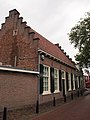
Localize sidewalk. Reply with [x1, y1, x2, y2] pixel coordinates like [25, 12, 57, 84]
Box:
[32, 94, 90, 120]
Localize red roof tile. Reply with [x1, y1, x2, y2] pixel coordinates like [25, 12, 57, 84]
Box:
[33, 29, 75, 68]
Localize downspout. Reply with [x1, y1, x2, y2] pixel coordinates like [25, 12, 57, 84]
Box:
[36, 51, 40, 113]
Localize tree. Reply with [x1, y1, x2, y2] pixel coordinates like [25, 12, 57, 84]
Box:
[68, 12, 90, 68]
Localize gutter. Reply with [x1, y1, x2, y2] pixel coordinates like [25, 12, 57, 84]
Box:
[0, 66, 39, 75]
[38, 48, 75, 69]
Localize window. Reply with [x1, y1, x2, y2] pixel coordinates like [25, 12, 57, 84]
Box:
[74, 75, 77, 89]
[76, 76, 79, 88]
[79, 76, 81, 88]
[80, 77, 83, 88]
[43, 65, 50, 94]
[54, 68, 59, 92]
[13, 29, 18, 36]
[61, 71, 65, 79]
[61, 70, 67, 95]
[68, 73, 71, 91]
[73, 74, 75, 90]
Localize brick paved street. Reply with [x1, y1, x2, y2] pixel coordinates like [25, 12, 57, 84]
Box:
[32, 94, 90, 120]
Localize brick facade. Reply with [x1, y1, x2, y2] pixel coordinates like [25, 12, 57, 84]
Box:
[0, 9, 38, 70]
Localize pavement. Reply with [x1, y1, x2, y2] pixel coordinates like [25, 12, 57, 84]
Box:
[83, 88, 90, 96]
[32, 90, 90, 120]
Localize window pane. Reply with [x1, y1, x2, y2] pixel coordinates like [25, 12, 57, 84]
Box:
[54, 78, 58, 90]
[61, 71, 65, 79]
[54, 69, 59, 91]
[43, 65, 50, 93]
[68, 73, 71, 90]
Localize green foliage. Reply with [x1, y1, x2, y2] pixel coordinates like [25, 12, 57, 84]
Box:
[68, 12, 90, 67]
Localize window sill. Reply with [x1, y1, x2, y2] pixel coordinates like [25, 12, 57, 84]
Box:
[54, 90, 60, 93]
[42, 91, 51, 95]
[68, 89, 72, 91]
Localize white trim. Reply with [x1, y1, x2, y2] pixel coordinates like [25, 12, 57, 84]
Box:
[73, 74, 76, 90]
[61, 70, 67, 94]
[42, 92, 51, 95]
[0, 66, 39, 74]
[61, 70, 65, 79]
[54, 90, 60, 93]
[54, 68, 59, 92]
[68, 73, 72, 91]
[68, 89, 72, 91]
[77, 76, 80, 88]
[43, 65, 51, 94]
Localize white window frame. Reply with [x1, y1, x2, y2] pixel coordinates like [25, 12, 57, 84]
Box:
[77, 76, 79, 88]
[42, 65, 51, 95]
[80, 76, 83, 87]
[68, 73, 72, 91]
[73, 74, 75, 90]
[61, 70, 65, 79]
[54, 68, 59, 93]
[61, 70, 67, 94]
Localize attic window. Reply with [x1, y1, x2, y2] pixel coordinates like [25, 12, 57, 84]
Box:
[13, 29, 18, 36]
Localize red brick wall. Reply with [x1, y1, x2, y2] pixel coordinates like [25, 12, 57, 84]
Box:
[0, 71, 38, 109]
[0, 9, 38, 70]
[39, 92, 63, 104]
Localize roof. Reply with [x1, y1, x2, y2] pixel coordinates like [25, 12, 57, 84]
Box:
[34, 31, 75, 68]
[0, 66, 39, 74]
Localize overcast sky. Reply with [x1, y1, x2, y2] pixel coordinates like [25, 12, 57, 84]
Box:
[0, 0, 90, 61]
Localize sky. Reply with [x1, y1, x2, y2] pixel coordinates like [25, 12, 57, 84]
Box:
[0, 0, 90, 62]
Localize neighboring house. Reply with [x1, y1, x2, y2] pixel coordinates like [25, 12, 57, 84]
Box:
[85, 75, 90, 88]
[0, 9, 84, 112]
[83, 69, 90, 88]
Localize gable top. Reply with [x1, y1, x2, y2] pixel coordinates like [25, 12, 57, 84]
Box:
[1, 9, 75, 68]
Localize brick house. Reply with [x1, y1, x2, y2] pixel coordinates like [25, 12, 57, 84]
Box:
[0, 9, 84, 112]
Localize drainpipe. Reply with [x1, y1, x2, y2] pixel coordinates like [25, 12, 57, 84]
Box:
[36, 52, 40, 113]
